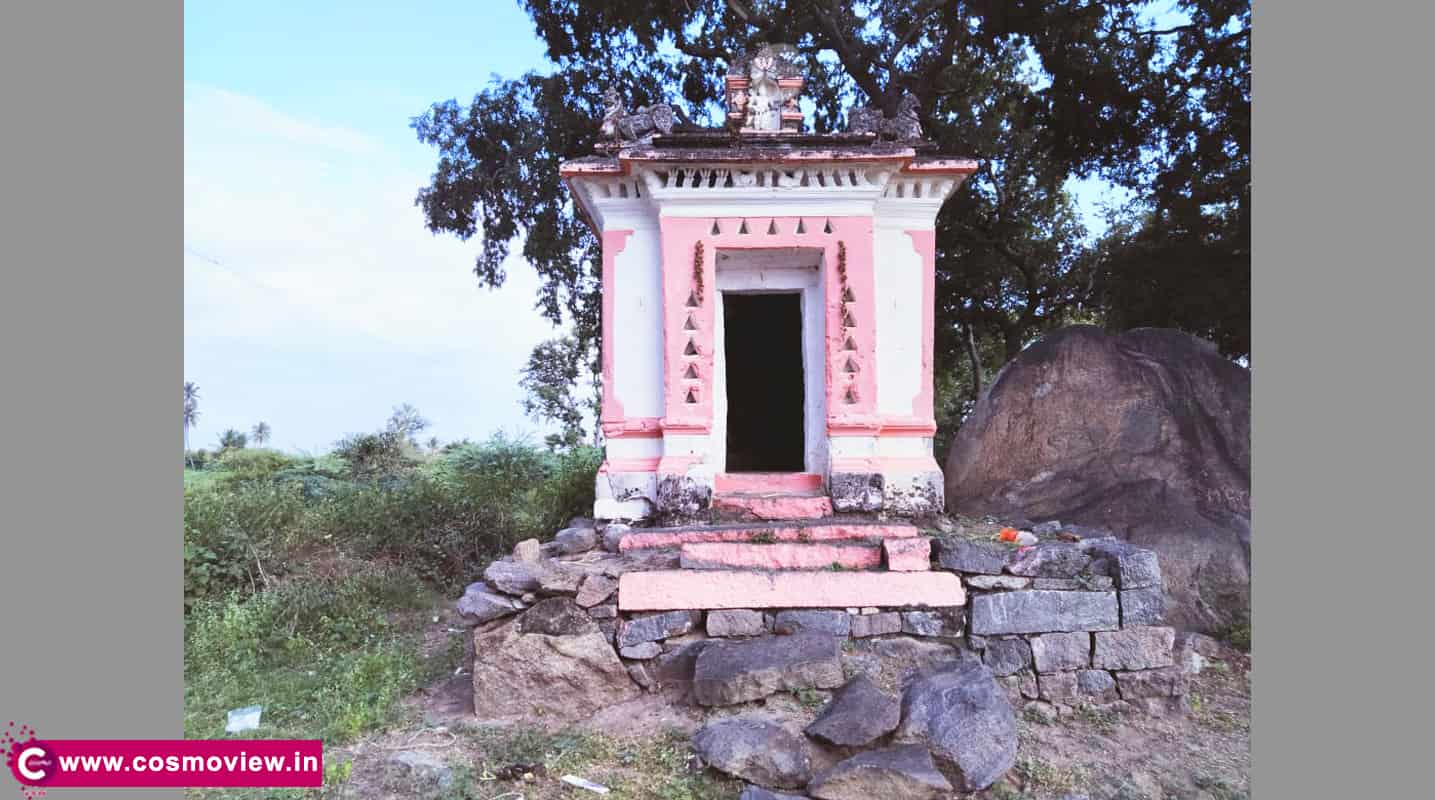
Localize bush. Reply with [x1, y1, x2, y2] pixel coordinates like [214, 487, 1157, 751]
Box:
[212, 448, 296, 486]
[183, 481, 309, 608]
[332, 430, 421, 481]
[184, 564, 433, 743]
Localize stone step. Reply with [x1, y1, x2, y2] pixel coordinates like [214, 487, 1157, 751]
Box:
[714, 472, 824, 494]
[680, 541, 883, 571]
[617, 569, 965, 611]
[618, 521, 919, 552]
[710, 491, 834, 520]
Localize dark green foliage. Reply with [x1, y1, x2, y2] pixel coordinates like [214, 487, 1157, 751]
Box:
[217, 428, 248, 452]
[332, 430, 420, 481]
[520, 336, 599, 449]
[414, 0, 1252, 425]
[182, 436, 603, 607]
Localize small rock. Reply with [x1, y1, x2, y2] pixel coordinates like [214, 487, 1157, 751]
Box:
[901, 609, 964, 637]
[601, 523, 630, 553]
[773, 610, 851, 637]
[520, 592, 538, 604]
[860, 607, 879, 615]
[456, 582, 523, 625]
[587, 603, 617, 620]
[1119, 586, 1166, 626]
[575, 575, 618, 608]
[934, 538, 1011, 574]
[518, 598, 597, 637]
[850, 612, 902, 638]
[1031, 520, 1063, 536]
[1006, 543, 1092, 578]
[982, 637, 1033, 677]
[871, 636, 963, 666]
[1030, 632, 1091, 672]
[707, 609, 766, 637]
[966, 574, 1031, 590]
[536, 562, 586, 596]
[513, 538, 542, 563]
[627, 662, 657, 691]
[807, 744, 951, 800]
[690, 717, 812, 789]
[1076, 669, 1119, 703]
[619, 610, 702, 647]
[1176, 630, 1225, 659]
[553, 526, 598, 555]
[483, 559, 545, 595]
[896, 659, 1016, 792]
[1093, 627, 1176, 671]
[1114, 666, 1188, 699]
[995, 671, 1039, 704]
[386, 750, 454, 790]
[804, 674, 900, 747]
[1037, 670, 1079, 703]
[932, 516, 960, 534]
[1023, 700, 1059, 724]
[619, 642, 662, 660]
[1077, 538, 1162, 589]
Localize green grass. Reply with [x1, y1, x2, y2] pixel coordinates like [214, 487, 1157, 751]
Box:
[184, 564, 439, 744]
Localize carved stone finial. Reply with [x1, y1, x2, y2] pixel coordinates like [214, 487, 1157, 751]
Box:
[847, 93, 924, 142]
[725, 43, 806, 133]
[600, 87, 675, 143]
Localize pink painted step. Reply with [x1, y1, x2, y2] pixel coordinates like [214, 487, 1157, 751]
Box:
[680, 541, 882, 571]
[714, 472, 824, 493]
[618, 521, 919, 552]
[618, 569, 966, 611]
[711, 491, 834, 520]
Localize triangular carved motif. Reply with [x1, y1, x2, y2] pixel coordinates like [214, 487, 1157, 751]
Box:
[738, 219, 749, 234]
[823, 219, 833, 234]
[684, 339, 699, 356]
[684, 364, 699, 379]
[686, 291, 700, 308]
[843, 357, 859, 374]
[795, 218, 806, 234]
[842, 336, 858, 351]
[685, 388, 698, 404]
[710, 220, 722, 235]
[842, 310, 856, 327]
[683, 314, 698, 331]
[843, 387, 858, 404]
[842, 287, 856, 303]
[767, 219, 778, 235]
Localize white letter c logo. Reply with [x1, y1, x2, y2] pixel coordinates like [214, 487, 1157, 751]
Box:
[17, 746, 49, 781]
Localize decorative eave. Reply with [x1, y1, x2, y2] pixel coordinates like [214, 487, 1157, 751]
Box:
[561, 147, 976, 233]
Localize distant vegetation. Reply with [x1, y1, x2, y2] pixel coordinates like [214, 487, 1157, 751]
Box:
[183, 404, 601, 746]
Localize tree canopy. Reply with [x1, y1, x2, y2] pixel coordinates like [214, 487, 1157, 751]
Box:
[414, 0, 1250, 440]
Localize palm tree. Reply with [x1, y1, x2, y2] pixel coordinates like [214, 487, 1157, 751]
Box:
[183, 382, 201, 467]
[251, 421, 272, 447]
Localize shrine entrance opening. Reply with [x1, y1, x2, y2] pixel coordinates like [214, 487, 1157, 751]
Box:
[721, 292, 804, 472]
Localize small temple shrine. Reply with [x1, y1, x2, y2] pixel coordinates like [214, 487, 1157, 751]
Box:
[561, 44, 976, 522]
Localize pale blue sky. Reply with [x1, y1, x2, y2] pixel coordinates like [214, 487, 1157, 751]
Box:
[184, 1, 1147, 454]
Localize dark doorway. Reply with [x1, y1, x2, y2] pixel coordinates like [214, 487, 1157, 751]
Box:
[723, 292, 805, 472]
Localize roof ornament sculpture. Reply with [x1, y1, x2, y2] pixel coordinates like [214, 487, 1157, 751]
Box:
[600, 87, 675, 143]
[847, 93, 924, 142]
[725, 43, 807, 133]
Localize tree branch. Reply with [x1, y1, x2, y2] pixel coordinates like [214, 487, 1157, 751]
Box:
[809, 1, 887, 106]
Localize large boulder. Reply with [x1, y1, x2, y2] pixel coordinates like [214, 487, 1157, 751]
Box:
[944, 326, 1250, 633]
[471, 617, 639, 723]
[895, 658, 1017, 792]
[804, 674, 901, 747]
[693, 634, 845, 706]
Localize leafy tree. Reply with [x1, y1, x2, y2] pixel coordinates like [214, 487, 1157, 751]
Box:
[413, 0, 1252, 419]
[217, 429, 247, 452]
[519, 336, 597, 450]
[385, 404, 430, 444]
[250, 421, 272, 447]
[183, 381, 201, 466]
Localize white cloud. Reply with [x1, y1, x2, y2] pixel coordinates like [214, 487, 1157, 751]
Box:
[184, 84, 562, 452]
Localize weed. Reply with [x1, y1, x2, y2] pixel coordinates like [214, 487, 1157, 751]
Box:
[1014, 755, 1086, 794]
[791, 687, 826, 709]
[749, 532, 776, 544]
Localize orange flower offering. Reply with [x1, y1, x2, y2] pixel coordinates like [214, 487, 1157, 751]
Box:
[998, 527, 1020, 542]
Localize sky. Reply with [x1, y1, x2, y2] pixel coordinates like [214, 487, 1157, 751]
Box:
[183, 1, 1149, 454]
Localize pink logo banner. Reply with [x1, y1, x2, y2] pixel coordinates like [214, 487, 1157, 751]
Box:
[6, 739, 323, 790]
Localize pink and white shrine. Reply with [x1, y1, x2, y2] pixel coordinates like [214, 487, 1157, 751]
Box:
[562, 45, 976, 522]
